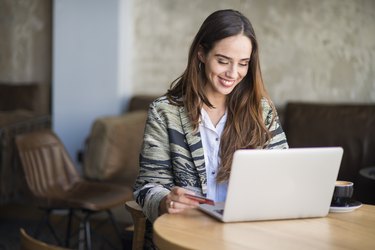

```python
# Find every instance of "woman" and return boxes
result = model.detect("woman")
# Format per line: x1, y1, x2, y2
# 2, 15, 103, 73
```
134, 8, 288, 247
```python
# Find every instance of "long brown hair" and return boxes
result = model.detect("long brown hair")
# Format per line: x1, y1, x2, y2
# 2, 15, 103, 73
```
167, 9, 275, 182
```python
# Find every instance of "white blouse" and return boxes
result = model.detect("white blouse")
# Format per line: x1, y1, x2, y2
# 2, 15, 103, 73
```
199, 108, 228, 202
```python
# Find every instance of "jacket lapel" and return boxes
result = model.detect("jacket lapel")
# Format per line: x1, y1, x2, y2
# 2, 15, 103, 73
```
178, 106, 207, 194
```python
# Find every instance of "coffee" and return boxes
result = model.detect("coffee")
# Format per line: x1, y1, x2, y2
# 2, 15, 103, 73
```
331, 180, 354, 207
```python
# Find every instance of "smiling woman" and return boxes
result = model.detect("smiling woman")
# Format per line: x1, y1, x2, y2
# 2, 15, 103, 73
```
198, 34, 252, 104
133, 9, 289, 249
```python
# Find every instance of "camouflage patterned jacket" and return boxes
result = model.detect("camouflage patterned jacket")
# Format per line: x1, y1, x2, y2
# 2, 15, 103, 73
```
133, 96, 288, 222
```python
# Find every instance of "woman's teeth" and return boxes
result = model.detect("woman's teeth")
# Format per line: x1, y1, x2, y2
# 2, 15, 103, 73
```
221, 79, 234, 86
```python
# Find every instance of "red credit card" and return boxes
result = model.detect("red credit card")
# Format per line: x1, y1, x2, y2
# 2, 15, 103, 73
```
185, 194, 215, 205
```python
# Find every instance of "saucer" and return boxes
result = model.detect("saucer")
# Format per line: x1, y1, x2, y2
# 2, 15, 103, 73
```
329, 200, 362, 213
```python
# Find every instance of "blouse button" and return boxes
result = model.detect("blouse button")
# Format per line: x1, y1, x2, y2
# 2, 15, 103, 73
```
215, 137, 219, 141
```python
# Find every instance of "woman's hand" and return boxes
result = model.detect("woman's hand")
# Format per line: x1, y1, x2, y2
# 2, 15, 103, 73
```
159, 187, 200, 215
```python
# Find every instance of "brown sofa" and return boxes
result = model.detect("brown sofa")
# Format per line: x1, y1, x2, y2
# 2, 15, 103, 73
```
83, 96, 375, 205
0, 83, 51, 204
283, 102, 375, 203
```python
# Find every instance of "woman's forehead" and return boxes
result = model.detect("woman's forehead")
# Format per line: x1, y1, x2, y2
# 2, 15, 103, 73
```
209, 35, 252, 59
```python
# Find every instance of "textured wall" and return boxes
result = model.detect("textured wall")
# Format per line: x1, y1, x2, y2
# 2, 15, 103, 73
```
132, 0, 375, 105
0, 0, 51, 114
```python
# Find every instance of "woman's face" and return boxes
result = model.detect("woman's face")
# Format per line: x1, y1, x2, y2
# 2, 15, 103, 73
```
199, 34, 252, 99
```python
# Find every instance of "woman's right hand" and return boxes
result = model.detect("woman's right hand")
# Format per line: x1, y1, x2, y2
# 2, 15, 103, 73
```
159, 187, 200, 215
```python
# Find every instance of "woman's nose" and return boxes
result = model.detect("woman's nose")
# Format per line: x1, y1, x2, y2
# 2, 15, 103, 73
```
225, 65, 237, 79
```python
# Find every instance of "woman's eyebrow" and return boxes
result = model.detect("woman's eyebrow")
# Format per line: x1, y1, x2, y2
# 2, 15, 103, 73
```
215, 54, 250, 61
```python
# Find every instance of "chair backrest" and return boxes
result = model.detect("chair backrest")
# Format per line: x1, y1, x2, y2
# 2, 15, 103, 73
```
20, 228, 72, 250
16, 130, 81, 199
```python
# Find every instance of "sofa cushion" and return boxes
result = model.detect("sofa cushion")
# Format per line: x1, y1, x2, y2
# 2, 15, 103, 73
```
0, 110, 34, 126
0, 83, 39, 112
83, 111, 148, 185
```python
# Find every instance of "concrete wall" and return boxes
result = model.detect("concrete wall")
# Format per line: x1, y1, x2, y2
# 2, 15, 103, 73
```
0, 0, 51, 114
3, 0, 373, 166
132, 0, 375, 106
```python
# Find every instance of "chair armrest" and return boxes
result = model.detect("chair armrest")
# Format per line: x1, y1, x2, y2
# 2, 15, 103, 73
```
125, 200, 146, 250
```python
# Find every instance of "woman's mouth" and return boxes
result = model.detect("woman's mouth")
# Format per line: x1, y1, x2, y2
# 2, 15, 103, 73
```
219, 77, 236, 87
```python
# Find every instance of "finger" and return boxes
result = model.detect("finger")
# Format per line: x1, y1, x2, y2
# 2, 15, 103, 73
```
174, 200, 197, 209
170, 187, 199, 206
173, 187, 195, 196
180, 195, 200, 206
167, 200, 197, 213
167, 199, 181, 213
168, 207, 185, 214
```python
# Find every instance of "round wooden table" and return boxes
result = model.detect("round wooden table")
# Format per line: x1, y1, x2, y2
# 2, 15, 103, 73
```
153, 204, 375, 250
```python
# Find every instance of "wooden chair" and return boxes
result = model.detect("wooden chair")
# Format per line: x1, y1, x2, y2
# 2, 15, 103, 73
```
125, 200, 147, 250
16, 129, 133, 250
20, 228, 72, 250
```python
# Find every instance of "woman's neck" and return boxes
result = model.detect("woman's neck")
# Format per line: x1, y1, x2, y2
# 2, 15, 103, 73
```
203, 95, 227, 127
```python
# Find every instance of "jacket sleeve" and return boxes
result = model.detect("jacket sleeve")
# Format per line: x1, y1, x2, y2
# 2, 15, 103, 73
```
262, 99, 289, 149
133, 101, 174, 223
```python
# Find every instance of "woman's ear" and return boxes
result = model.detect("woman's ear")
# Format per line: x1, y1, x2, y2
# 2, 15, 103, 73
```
197, 45, 205, 63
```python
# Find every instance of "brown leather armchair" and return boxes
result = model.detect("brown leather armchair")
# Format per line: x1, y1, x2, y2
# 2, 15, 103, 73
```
16, 129, 133, 249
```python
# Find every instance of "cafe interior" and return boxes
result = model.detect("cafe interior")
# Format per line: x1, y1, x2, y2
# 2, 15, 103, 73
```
0, 0, 374, 249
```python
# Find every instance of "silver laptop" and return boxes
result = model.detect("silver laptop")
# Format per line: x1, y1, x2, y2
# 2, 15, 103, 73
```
199, 147, 343, 222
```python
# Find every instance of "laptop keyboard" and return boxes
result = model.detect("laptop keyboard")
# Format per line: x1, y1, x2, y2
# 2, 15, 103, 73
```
215, 209, 224, 215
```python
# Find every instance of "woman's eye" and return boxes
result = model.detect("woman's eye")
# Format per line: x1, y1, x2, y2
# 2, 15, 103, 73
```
218, 60, 229, 65
239, 62, 249, 67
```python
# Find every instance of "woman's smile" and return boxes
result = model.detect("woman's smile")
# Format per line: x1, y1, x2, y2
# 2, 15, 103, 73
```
218, 77, 236, 87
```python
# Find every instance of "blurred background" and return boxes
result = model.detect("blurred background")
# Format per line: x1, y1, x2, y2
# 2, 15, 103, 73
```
1, 0, 374, 169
